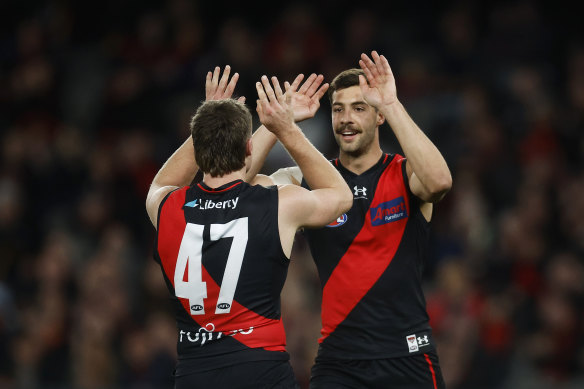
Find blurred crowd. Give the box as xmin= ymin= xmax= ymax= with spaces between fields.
xmin=1 ymin=0 xmax=583 ymax=388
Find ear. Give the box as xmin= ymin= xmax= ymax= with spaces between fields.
xmin=246 ymin=138 xmax=253 ymax=157
xmin=376 ymin=111 xmax=385 ymax=126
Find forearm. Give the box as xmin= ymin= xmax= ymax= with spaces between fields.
xmin=245 ymin=125 xmax=277 ymax=182
xmin=382 ymin=101 xmax=452 ymax=193
xmin=278 ymin=125 xmax=345 ymax=191
xmin=151 ymin=137 xmax=198 ymax=190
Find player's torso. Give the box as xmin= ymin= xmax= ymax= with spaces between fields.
xmin=303 ymin=154 xmax=435 ymax=359
xmin=155 ymin=180 xmax=289 ymax=366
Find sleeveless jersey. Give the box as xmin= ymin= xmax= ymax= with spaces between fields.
xmin=154 ymin=179 xmax=290 ymax=372
xmin=302 ymin=153 xmax=436 ymax=360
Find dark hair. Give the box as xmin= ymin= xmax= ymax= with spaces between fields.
xmin=328 ymin=68 xmax=367 ymax=103
xmin=189 ymin=99 xmax=252 ymax=176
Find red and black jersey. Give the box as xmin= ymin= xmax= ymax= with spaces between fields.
xmin=154 ymin=180 xmax=290 ymax=373
xmin=302 ymin=154 xmax=436 ymax=360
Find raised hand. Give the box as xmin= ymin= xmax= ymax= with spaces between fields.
xmin=358 ymin=51 xmax=397 ymax=109
xmin=284 ymin=73 xmax=329 ymax=122
xmin=205 ymin=65 xmax=246 ymax=102
xmin=256 ymin=75 xmax=295 ymax=136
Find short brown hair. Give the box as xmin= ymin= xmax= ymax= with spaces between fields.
xmin=189 ymin=99 xmax=252 ymax=176
xmin=328 ymin=68 xmax=367 ymax=103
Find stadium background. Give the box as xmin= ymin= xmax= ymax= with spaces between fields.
xmin=1 ymin=0 xmax=583 ymax=388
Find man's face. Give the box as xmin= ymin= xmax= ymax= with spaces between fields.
xmin=331 ymin=85 xmax=381 ymax=156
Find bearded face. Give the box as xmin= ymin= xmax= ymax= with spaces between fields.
xmin=331 ymin=86 xmax=382 ymax=157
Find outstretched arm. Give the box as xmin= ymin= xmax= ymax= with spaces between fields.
xmin=145 ymin=66 xmax=244 ymax=227
xmin=256 ymin=75 xmax=352 ymax=239
xmin=359 ymin=51 xmax=452 ymax=203
xmin=246 ymin=73 xmax=328 ymax=185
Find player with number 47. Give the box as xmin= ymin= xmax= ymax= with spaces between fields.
xmin=145 ymin=66 xmax=352 ymax=388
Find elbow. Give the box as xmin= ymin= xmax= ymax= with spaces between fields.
xmin=340 ymin=185 xmax=353 ymax=214
xmin=428 ymin=174 xmax=452 ymax=203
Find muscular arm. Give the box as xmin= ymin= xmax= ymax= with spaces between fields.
xmin=256 ymin=76 xmax=352 ymax=256
xmin=382 ymin=102 xmax=452 ymax=203
xmin=246 ymin=73 xmax=328 ymax=185
xmin=146 ymin=138 xmax=196 ymax=227
xmin=146 ymin=65 xmax=244 ymax=227
xmin=359 ymin=51 xmax=452 ymax=203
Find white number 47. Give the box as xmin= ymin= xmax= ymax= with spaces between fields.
xmin=174 ymin=217 xmax=248 ymax=315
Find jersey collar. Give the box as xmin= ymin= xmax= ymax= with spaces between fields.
xmin=336 ymin=153 xmax=393 ymax=177
xmin=197 ymin=179 xmax=244 ymax=193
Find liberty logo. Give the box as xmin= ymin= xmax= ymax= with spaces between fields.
xmin=185 ymin=198 xmax=239 ymax=210
xmin=353 ymin=186 xmax=367 ymax=199
xmin=185 ymin=199 xmax=199 ymax=208
xmin=370 ymin=197 xmax=408 ymax=226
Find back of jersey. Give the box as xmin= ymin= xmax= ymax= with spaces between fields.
xmin=155 ymin=179 xmax=289 ymax=370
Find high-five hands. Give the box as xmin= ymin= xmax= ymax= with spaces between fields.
xmin=256 ymin=75 xmax=295 ymax=136
xmin=206 ymin=65 xmax=246 ymax=102
xmin=358 ymin=51 xmax=398 ymax=108
xmin=285 ymin=73 xmax=329 ymax=122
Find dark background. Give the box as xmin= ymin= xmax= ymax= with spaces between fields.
xmin=1 ymin=0 xmax=583 ymax=388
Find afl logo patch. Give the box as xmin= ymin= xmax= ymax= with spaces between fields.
xmin=326 ymin=214 xmax=348 ymax=228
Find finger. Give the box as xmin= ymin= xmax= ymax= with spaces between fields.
xmin=212 ymin=66 xmax=221 ymax=85
xmin=313 ymin=82 xmax=329 ymax=101
xmin=360 ymin=53 xmax=379 ymax=79
xmin=284 ymin=81 xmax=291 ymax=91
xmin=218 ymin=65 xmax=231 ymax=91
xmin=256 ymin=100 xmax=264 ymax=120
xmin=256 ymin=81 xmax=268 ymax=102
xmin=371 ymin=51 xmax=384 ymax=75
xmin=205 ymin=71 xmax=214 ymax=98
xmin=289 ymin=74 xmax=304 ymax=93
xmin=237 ymin=96 xmax=246 ymax=103
xmin=260 ymin=75 xmax=277 ymax=103
xmin=379 ymin=54 xmax=393 ymax=76
xmin=225 ymin=71 xmax=239 ymax=97
xmin=271 ymin=76 xmax=284 ymax=102
xmin=359 ymin=59 xmax=375 ymax=85
xmin=298 ymin=73 xmax=317 ymax=94
xmin=305 ymin=74 xmax=324 ymax=96
xmin=358 ymin=74 xmax=370 ymax=93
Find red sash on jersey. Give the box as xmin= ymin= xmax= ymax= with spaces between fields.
xmin=157 ymin=187 xmax=286 ymax=351
xmin=320 ymin=157 xmax=410 ymax=342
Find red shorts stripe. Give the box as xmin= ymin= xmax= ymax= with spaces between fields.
xmin=424 ymin=353 xmax=438 ymax=389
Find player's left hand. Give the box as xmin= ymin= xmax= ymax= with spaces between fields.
xmin=205 ymin=65 xmax=246 ymax=102
xmin=358 ymin=51 xmax=397 ymax=109
xmin=284 ymin=73 xmax=329 ymax=122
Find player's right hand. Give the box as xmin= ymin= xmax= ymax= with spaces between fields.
xmin=205 ymin=65 xmax=246 ymax=102
xmin=256 ymin=75 xmax=295 ymax=137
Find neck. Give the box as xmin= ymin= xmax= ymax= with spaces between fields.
xmin=202 ymin=169 xmax=246 ymax=188
xmin=339 ymin=144 xmax=383 ymax=175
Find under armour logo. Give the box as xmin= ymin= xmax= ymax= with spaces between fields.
xmin=353 ymin=186 xmax=367 ymax=197
xmin=417 ymin=335 xmax=429 ymax=345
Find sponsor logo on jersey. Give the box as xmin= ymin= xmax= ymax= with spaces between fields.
xmin=353 ymin=185 xmax=368 ymax=199
xmin=179 ymin=322 xmax=254 ymax=346
xmin=370 ymin=196 xmax=407 ymax=226
xmin=326 ymin=214 xmax=348 ymax=227
xmin=185 ymin=197 xmax=239 ymax=210
xmin=406 ymin=333 xmax=430 ymax=353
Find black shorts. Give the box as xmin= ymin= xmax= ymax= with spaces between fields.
xmin=175 ymin=359 xmax=299 ymax=389
xmin=309 ymin=352 xmax=445 ymax=389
